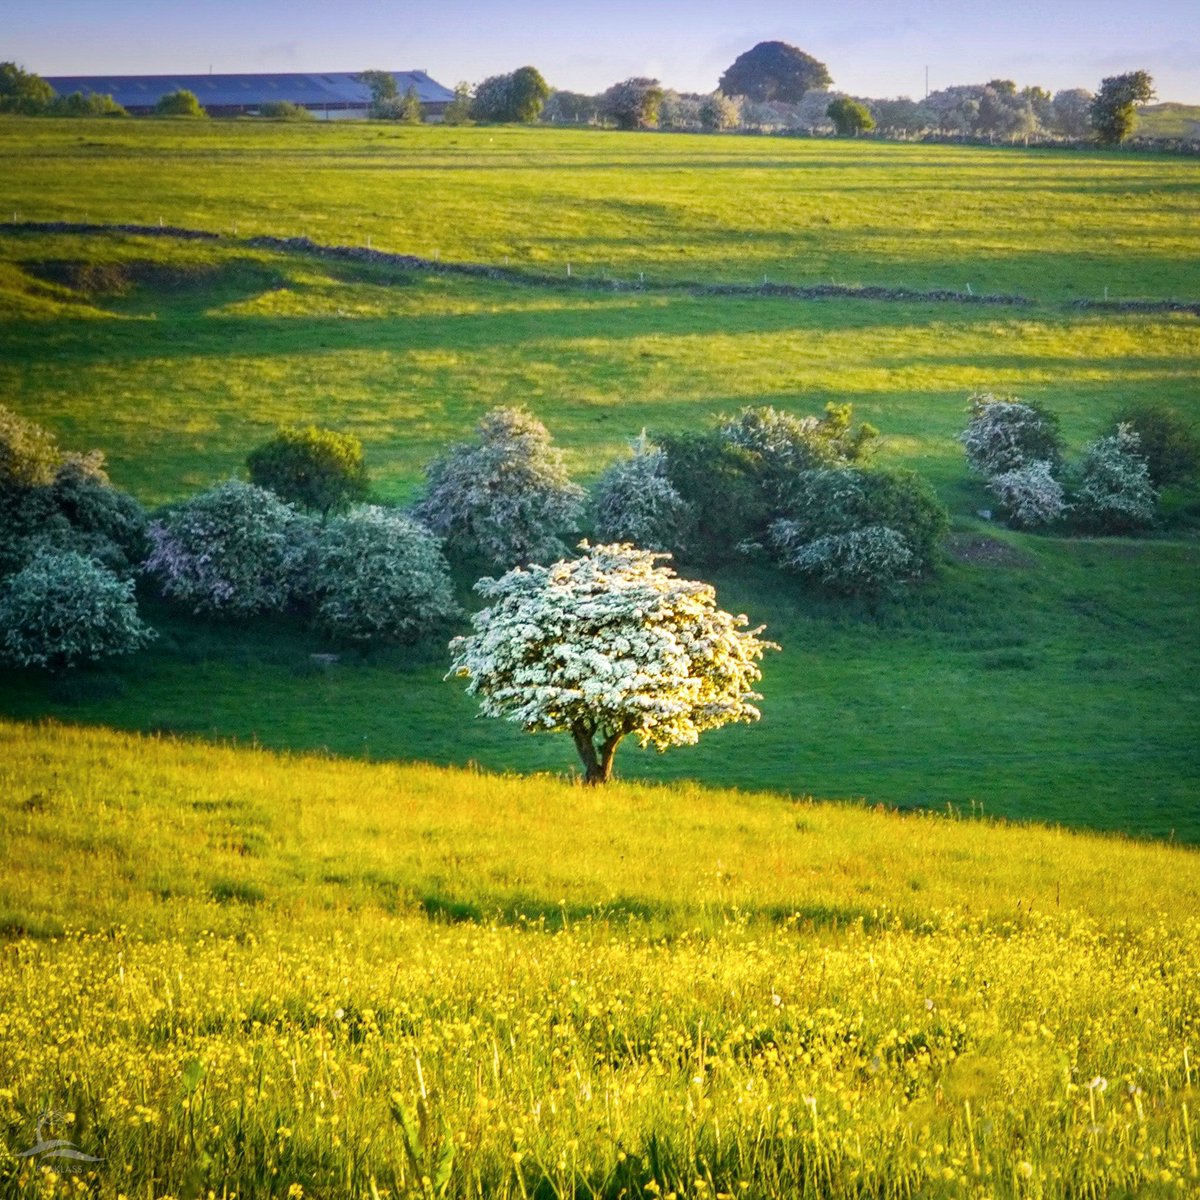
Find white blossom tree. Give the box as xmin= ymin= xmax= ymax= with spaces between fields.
xmin=311 ymin=506 xmax=458 ymax=642
xmin=143 ymin=479 xmax=312 ymax=616
xmin=448 ymin=543 xmax=777 ymax=784
xmin=1073 ymin=424 xmax=1158 ymax=533
xmin=960 ymin=394 xmax=1064 ymax=477
xmin=414 ymin=406 xmax=585 ymax=567
xmin=0 ymin=548 xmax=154 ymax=669
xmin=987 ymin=460 xmax=1069 ymax=529
xmin=591 ymin=434 xmax=691 ymax=552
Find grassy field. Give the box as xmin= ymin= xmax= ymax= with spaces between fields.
xmin=2 ymin=119 xmax=1199 ymax=302
xmin=1 ymin=720 xmax=1198 ymax=1198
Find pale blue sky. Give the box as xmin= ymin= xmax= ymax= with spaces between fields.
xmin=8 ymin=0 xmax=1199 ymax=102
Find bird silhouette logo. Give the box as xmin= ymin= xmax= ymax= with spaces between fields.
xmin=16 ymin=1111 xmax=102 ymax=1167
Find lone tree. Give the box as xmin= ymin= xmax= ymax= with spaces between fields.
xmin=826 ymin=97 xmax=875 ymax=136
xmin=448 ymin=543 xmax=777 ymax=784
xmin=718 ymin=42 xmax=831 ymax=104
xmin=1091 ymin=71 xmax=1154 ymax=145
xmin=247 ymin=425 xmax=369 ymax=518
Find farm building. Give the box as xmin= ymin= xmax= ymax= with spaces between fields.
xmin=41 ymin=70 xmax=456 ymax=119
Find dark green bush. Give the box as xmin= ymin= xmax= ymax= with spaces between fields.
xmin=247 ymin=426 xmax=369 ymax=517
xmin=654 ymin=429 xmax=767 ymax=562
xmin=1109 ymin=402 xmax=1200 ymax=488
xmin=768 ymin=467 xmax=948 ymax=592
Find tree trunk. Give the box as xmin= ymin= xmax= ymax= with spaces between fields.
xmin=571 ymin=724 xmax=624 ymax=785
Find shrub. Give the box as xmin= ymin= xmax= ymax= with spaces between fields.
xmin=144 ymin=480 xmax=313 ymax=616
xmin=246 ymin=425 xmax=369 ymax=517
xmin=1072 ymin=425 xmax=1158 ymax=533
xmin=654 ymin=429 xmax=766 ymax=562
xmin=312 ymin=507 xmax=457 ymax=643
xmin=1109 ymin=402 xmax=1200 ymax=488
xmin=257 ymin=100 xmax=314 ymax=121
xmin=591 ymin=436 xmax=691 ymax=552
xmin=768 ymin=467 xmax=946 ymax=592
xmin=413 ymin=407 xmax=584 ymax=567
xmin=0 ymin=549 xmax=153 ymax=669
xmin=0 ymin=403 xmax=60 ymax=488
xmin=155 ymin=89 xmax=207 ymax=118
xmin=772 ymin=525 xmax=914 ymax=593
xmin=0 ymin=62 xmax=55 ymax=115
xmin=655 ymin=405 xmax=880 ymax=563
xmin=699 ymin=92 xmax=739 ymax=131
xmin=960 ymin=394 xmax=1064 ymax=476
xmin=49 ymin=91 xmax=127 ymax=117
xmin=827 ymin=97 xmax=875 ymax=136
xmin=373 ymin=88 xmax=423 ymax=124
xmin=987 ymin=460 xmax=1069 ymax=529
xmin=601 ymin=78 xmax=664 ymax=130
xmin=45 ymin=454 xmax=148 ymax=573
xmin=721 ymin=403 xmax=876 ymax=494
xmin=471 ymin=67 xmax=550 ymax=123
xmin=0 ymin=415 xmax=146 ymax=578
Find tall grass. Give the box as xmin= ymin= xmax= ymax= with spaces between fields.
xmin=0 ymin=721 xmax=1197 ymax=1198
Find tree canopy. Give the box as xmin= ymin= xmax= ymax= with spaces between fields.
xmin=1091 ymin=71 xmax=1155 ymax=145
xmin=472 ymin=66 xmax=551 ymax=123
xmin=718 ymin=42 xmax=832 ymax=104
xmin=448 ymin=543 xmax=777 ymax=783
xmin=601 ymin=78 xmax=664 ymax=130
xmin=0 ymin=62 xmax=55 ymax=114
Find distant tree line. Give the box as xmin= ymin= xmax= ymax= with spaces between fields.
xmin=3 ymin=49 xmax=1173 ymax=146
xmin=455 ymin=45 xmax=1168 ymax=149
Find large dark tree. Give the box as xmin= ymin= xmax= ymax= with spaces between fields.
xmin=718 ymin=42 xmax=832 ymax=104
xmin=1091 ymin=71 xmax=1154 ymax=145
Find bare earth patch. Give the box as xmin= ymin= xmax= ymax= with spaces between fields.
xmin=945 ymin=533 xmax=1036 ymax=568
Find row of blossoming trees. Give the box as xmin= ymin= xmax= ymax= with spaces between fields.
xmin=2 ymin=397 xmax=1195 ymax=779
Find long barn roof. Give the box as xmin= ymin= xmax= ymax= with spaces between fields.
xmin=42 ymin=70 xmax=455 ymax=109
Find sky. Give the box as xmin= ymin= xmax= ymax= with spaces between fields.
xmin=7 ymin=0 xmax=1200 ymax=103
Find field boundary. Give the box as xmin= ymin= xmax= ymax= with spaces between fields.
xmin=0 ymin=220 xmax=1044 ymax=309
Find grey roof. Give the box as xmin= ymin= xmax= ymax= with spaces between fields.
xmin=42 ymin=71 xmax=455 ymax=109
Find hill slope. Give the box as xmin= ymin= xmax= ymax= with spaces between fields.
xmin=1 ymin=721 xmax=1197 ymax=1198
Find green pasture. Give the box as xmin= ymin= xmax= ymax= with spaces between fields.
xmin=1 ymin=232 xmax=1196 ymax=504
xmin=2 ymin=118 xmax=1199 ymax=302
xmin=0 ymin=124 xmax=1197 ymax=841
